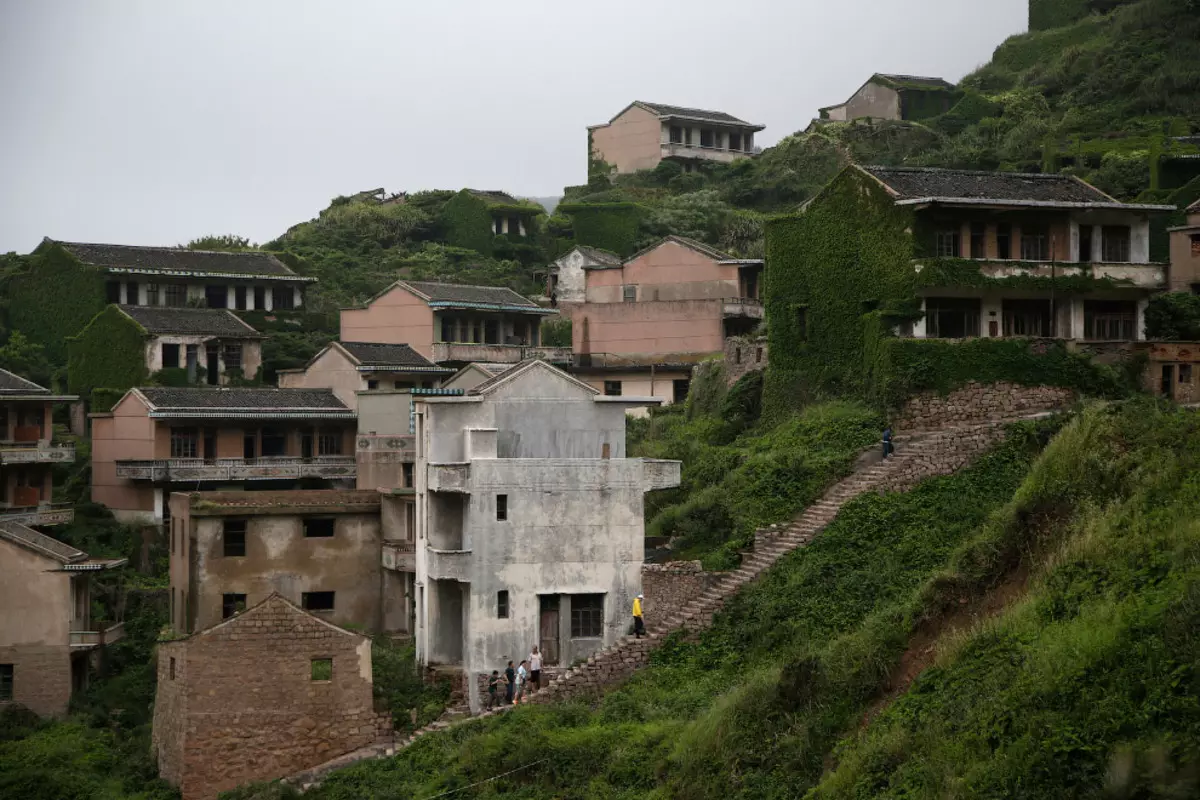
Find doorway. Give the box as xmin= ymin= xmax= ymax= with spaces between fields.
xmin=539 ymin=595 xmax=560 ymax=666
xmin=1161 ymin=365 xmax=1175 ymax=398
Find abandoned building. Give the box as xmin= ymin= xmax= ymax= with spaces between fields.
xmin=153 ymin=593 xmax=387 ymax=800
xmin=90 ymin=387 xmax=356 ymax=526
xmin=0 ymin=368 xmax=79 ymax=527
xmin=277 ymin=340 xmax=451 ymax=409
xmin=38 ymin=239 xmax=316 ymax=310
xmin=0 ymin=522 xmax=126 ymax=717
xmin=166 ymin=490 xmax=384 ymax=634
xmin=589 ymin=101 xmax=764 ymax=174
xmin=817 ymin=73 xmax=958 ymax=124
xmin=1140 ymin=341 xmax=1200 ymax=403
xmin=1168 ymin=197 xmax=1200 ymax=293
xmin=546 ymin=246 xmax=622 ymax=305
xmin=562 ymin=235 xmax=763 ymax=405
xmin=339 ymin=280 xmax=569 ymax=367
xmin=410 ymin=359 xmax=680 ymax=711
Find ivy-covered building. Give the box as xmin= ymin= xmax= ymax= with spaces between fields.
xmin=440 ymin=190 xmax=544 ymax=257
xmin=765 ymin=164 xmax=1176 ymax=405
xmin=0 ymin=368 xmax=79 ymax=528
xmin=589 ymin=102 xmax=764 ymax=175
xmin=816 ymin=74 xmax=958 ymax=124
xmin=68 ymin=305 xmax=264 ymax=400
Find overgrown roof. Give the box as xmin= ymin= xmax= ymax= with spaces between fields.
xmin=119 ymin=306 xmax=262 ymax=338
xmin=624 ymin=235 xmax=760 ymax=265
xmin=637 ymin=102 xmax=761 ymax=129
xmin=874 ymin=73 xmax=956 ymax=91
xmin=47 ymin=239 xmax=310 ymax=280
xmin=339 ymin=341 xmax=450 ymax=371
xmin=0 ymin=520 xmax=126 ymax=569
xmin=135 ymin=387 xmax=352 ymax=418
xmin=400 ymin=280 xmax=553 ymax=313
xmin=574 ymin=246 xmax=623 ymax=267
xmin=0 ymin=367 xmax=48 ymax=394
xmin=465 ymin=189 xmax=520 ymax=205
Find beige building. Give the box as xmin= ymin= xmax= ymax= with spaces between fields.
xmin=589 ymin=101 xmax=764 ymax=175
xmin=817 ymin=73 xmax=957 ymax=123
xmin=0 ymin=522 xmax=126 ymax=717
xmin=90 ymin=387 xmax=356 ymax=526
xmin=0 ymin=369 xmax=78 ymax=528
xmin=167 ymin=490 xmax=385 ymax=634
xmin=153 ymin=593 xmax=387 ymax=800
xmin=1168 ymin=198 xmax=1200 ymax=292
xmin=278 ymin=341 xmax=450 ymax=408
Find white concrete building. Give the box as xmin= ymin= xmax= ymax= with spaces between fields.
xmin=408 ymin=360 xmax=680 ymax=710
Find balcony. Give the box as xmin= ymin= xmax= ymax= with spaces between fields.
xmin=427 ymin=463 xmax=470 ymax=493
xmin=381 ymin=540 xmax=416 ymax=572
xmin=642 ymin=458 xmax=683 ymax=492
xmin=115 ymin=456 xmax=357 ymax=482
xmin=425 ymin=547 xmax=472 ymax=582
xmin=69 ymin=621 xmax=126 ymax=649
xmin=0 ymin=440 xmax=75 ymax=465
xmin=661 ymin=143 xmax=755 ymax=163
xmin=0 ymin=503 xmax=74 ymax=526
xmin=356 ymin=434 xmax=416 ymax=461
xmin=914 ymin=258 xmax=1166 ymax=290
xmin=722 ymin=298 xmax=764 ymax=319
xmin=430 ymin=343 xmax=572 ymax=365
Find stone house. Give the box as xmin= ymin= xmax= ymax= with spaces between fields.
xmin=339 ymin=280 xmax=569 ymax=367
xmin=410 ymin=359 xmax=680 ymax=711
xmin=166 ymin=490 xmax=385 ymax=634
xmin=546 ymin=246 xmax=622 ymax=306
xmin=1167 ymin=197 xmax=1200 ymax=292
xmin=0 ymin=368 xmax=79 ymax=528
xmin=565 ymin=235 xmax=764 ymax=405
xmin=817 ymin=74 xmax=958 ymax=123
xmin=277 ymin=341 xmax=451 ymax=409
xmin=589 ymin=101 xmax=764 ymax=175
xmin=0 ymin=521 xmax=126 ymax=717
xmin=1140 ymin=341 xmax=1200 ymax=403
xmin=152 ymin=593 xmax=387 ymax=800
xmin=90 ymin=387 xmax=356 ymax=526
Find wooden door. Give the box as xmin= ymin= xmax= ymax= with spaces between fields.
xmin=539 ymin=595 xmax=560 ymax=666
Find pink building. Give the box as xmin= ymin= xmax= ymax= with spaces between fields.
xmin=1168 ymin=198 xmax=1200 ymax=293
xmin=0 ymin=369 xmax=78 ymax=528
xmin=589 ymin=102 xmax=764 ymax=175
xmin=339 ymin=280 xmax=569 ymax=367
xmin=277 ymin=341 xmax=451 ymax=409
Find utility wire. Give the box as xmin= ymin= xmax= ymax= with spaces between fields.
xmin=419 ymin=758 xmax=550 ymax=799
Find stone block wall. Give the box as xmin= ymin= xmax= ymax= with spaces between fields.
xmin=724 ymin=336 xmax=768 ymax=386
xmin=893 ymin=381 xmax=1073 ymax=431
xmin=0 ymin=645 xmax=72 ymax=718
xmin=152 ymin=593 xmax=388 ymax=800
xmin=642 ymin=561 xmax=724 ymax=622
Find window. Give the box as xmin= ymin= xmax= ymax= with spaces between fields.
xmin=496 ymin=494 xmax=508 ymax=521
xmin=925 ymin=298 xmax=981 ymax=339
xmin=756 ymin=347 xmax=763 ymax=363
xmin=672 ymin=379 xmax=690 ymax=404
xmin=304 ymin=517 xmax=336 ymax=538
xmin=622 ymin=285 xmax=637 ymax=303
xmin=254 ymin=286 xmax=266 ymax=309
xmin=234 ymin=286 xmax=247 ymax=310
xmin=311 ymin=658 xmax=333 ymax=681
xmin=261 ymin=427 xmax=287 ymax=457
xmin=223 ymin=344 xmax=242 ymax=372
xmin=603 ymin=381 xmax=622 ymax=397
xmin=317 ymin=430 xmax=342 ymax=456
xmin=146 ymin=283 xmax=160 ymax=306
xmin=223 ymin=520 xmax=246 ymax=557
xmin=170 ymin=427 xmax=198 ymax=459
xmin=273 ymin=287 xmax=295 ymax=310
xmin=570 ymin=594 xmax=604 ymax=638
xmin=1020 ymin=226 xmax=1050 ymax=261
xmin=169 ymin=657 xmax=176 ymax=680
xmin=497 ymin=590 xmax=509 ymax=618
xmin=221 ymin=593 xmax=247 ymax=619
xmin=729 ymin=132 xmax=742 ymax=151
xmin=1101 ymin=225 xmax=1131 ymax=262
xmin=127 ymin=281 xmax=139 ymax=304
xmin=1192 ymin=234 xmax=1200 ymax=257
xmin=734 ymin=348 xmax=742 ymax=364
xmin=699 ymin=129 xmax=715 ymax=148
xmin=106 ymin=281 xmax=121 ymax=303
xmin=1079 ymin=225 xmax=1094 ymax=262
xmin=205 ymin=285 xmax=228 ymax=309
xmin=1180 ymin=364 xmax=1193 ymax=384
xmin=970 ymin=223 xmax=986 ymax=259
xmin=795 ymin=306 xmax=808 ymax=341
xmin=402 ymin=462 xmax=414 ymax=489
xmin=162 ymin=343 xmax=181 ymax=369
xmin=1002 ymin=300 xmax=1051 ymax=337
xmin=164 ymin=284 xmax=188 ymax=307
xmin=367 ymin=379 xmax=379 ymax=390
xmin=669 ymin=125 xmax=683 ymax=144
xmin=484 ymin=320 xmax=499 ymax=344
xmin=302 ymin=591 xmax=335 ymax=611
xmin=0 ymin=664 xmax=12 ymax=700
xmin=997 ymin=223 xmax=1012 ymax=260
xmin=935 ymin=229 xmax=961 ymax=258
xmin=1084 ymin=300 xmax=1137 ymax=340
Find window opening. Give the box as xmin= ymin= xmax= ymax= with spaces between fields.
xmin=603 ymin=380 xmax=622 ymax=396
xmin=303 ymin=517 xmax=336 ymax=538
xmin=996 ymin=224 xmax=1012 ymax=259
xmin=1079 ymin=225 xmax=1093 ymax=262
xmin=570 ymin=594 xmax=604 ymax=638
xmin=162 ymin=343 xmax=180 ymax=370
xmin=1020 ymin=226 xmax=1050 ymax=261
xmin=311 ymin=658 xmax=333 ymax=681
xmin=165 ymin=284 xmax=187 ymax=307
xmin=497 ymin=590 xmax=509 ymax=618
xmin=496 ymin=494 xmax=508 ymax=522
xmin=223 ymin=520 xmax=247 ymax=557
xmin=170 ymin=427 xmax=199 ymax=459
xmin=0 ymin=664 xmax=12 ymax=701
xmin=302 ymin=591 xmax=335 ymax=611
xmin=221 ymin=593 xmax=247 ymax=619
xmin=969 ymin=223 xmax=986 ymax=258
xmin=1101 ymin=226 xmax=1131 ymax=262
xmin=935 ymin=229 xmax=960 ymax=258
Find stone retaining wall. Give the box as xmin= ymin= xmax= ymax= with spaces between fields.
xmin=642 ymin=561 xmax=725 ymax=622
xmin=894 ymin=381 xmax=1072 ymax=431
xmin=724 ymin=336 xmax=768 ymax=387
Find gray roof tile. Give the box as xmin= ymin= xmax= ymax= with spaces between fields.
xmin=0 ymin=521 xmax=87 ymax=563
xmin=639 ymin=102 xmax=757 ymax=127
xmin=403 ymin=281 xmax=542 ymax=309
xmin=138 ymin=387 xmax=349 ymax=411
xmin=120 ymin=306 xmax=261 ymax=337
xmin=864 ymin=166 xmax=1114 ymax=204
xmin=875 ymin=74 xmax=956 ymax=90
xmin=0 ymin=368 xmax=48 ymax=394
xmin=340 ymin=342 xmax=446 ymax=370
xmin=51 ymin=240 xmax=300 ymax=278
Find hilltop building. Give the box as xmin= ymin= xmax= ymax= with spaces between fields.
xmin=1168 ymin=197 xmax=1200 ymax=292
xmin=0 ymin=523 xmax=126 ymax=717
xmin=0 ymin=369 xmax=79 ymax=528
xmin=817 ymin=74 xmax=958 ymax=124
xmin=277 ymin=341 xmax=451 ymax=409
xmin=589 ymin=101 xmax=764 ymax=175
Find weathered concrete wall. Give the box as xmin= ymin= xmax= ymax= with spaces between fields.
xmin=723 ymin=336 xmax=768 ymax=386
xmin=152 ymin=594 xmax=387 ymax=800
xmin=551 ymin=248 xmax=596 ymax=304
xmin=893 ymin=381 xmax=1074 ymax=431
xmin=1169 ymin=225 xmax=1200 ymax=292
xmin=590 ymin=104 xmax=664 ymax=175
xmin=841 ymin=80 xmax=901 ymax=121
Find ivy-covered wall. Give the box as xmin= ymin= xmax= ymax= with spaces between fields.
xmin=1028 ymin=0 xmax=1139 ymax=31
xmin=67 ymin=306 xmax=149 ymax=398
xmin=9 ymin=243 xmax=108 ymax=363
xmin=558 ymin=203 xmax=644 ymax=257
xmin=440 ymin=190 xmax=496 ymax=256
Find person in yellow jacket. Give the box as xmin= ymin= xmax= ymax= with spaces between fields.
xmin=632 ymin=593 xmax=645 ymax=638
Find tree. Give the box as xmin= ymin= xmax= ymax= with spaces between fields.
xmin=0 ymin=331 xmax=53 ymax=387
xmin=185 ymin=234 xmax=253 ymax=251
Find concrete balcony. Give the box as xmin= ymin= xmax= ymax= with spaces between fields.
xmin=661 ymin=143 xmax=755 ymax=163
xmin=0 ymin=441 xmax=75 ymax=465
xmin=427 ymin=463 xmax=470 ymax=493
xmin=0 ymin=503 xmax=74 ymax=526
xmin=115 ymin=456 xmax=357 ymax=482
xmin=356 ymin=434 xmax=416 ymax=461
xmin=69 ymin=621 xmax=125 ymax=649
xmin=430 ymin=343 xmax=572 ymax=365
xmin=425 ymin=548 xmax=472 ymax=582
xmin=914 ymin=258 xmax=1166 ymax=290
xmin=642 ymin=458 xmax=682 ymax=491
xmin=722 ymin=298 xmax=764 ymax=319
xmin=381 ymin=540 xmax=416 ymax=572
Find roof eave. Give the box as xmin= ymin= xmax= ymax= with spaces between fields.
xmin=102 ymin=266 xmax=317 ymax=282
xmin=894 ymin=197 xmax=1176 ymax=212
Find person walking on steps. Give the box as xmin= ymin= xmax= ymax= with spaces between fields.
xmin=504 ymin=660 xmax=516 ymax=705
xmin=882 ymin=426 xmax=894 ymax=459
xmin=632 ymin=593 xmax=645 ymax=638
xmin=514 ymin=660 xmax=529 ymax=705
xmin=529 ymin=646 xmax=542 ymax=693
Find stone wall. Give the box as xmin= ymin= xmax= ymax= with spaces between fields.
xmin=724 ymin=336 xmax=768 ymax=387
xmin=0 ymin=645 xmax=72 ymax=718
xmin=152 ymin=593 xmax=390 ymax=800
xmin=641 ymin=561 xmax=724 ymax=622
xmin=893 ymin=381 xmax=1073 ymax=431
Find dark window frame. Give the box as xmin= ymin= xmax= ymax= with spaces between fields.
xmin=497 ymin=590 xmax=509 ymax=619
xmin=570 ymin=594 xmax=604 ymax=638
xmin=310 ymin=657 xmax=333 ymax=681
xmin=302 ymin=591 xmax=335 ymax=611
xmin=303 ymin=517 xmax=336 ymax=538
xmin=223 ymin=519 xmax=247 ymax=557
xmin=170 ymin=427 xmax=199 ymax=459
xmin=603 ymin=380 xmax=622 ymax=397
xmin=935 ymin=229 xmax=961 ymax=258
xmin=221 ymin=593 xmax=247 ymax=619
xmin=496 ymin=494 xmax=508 ymax=522
xmin=164 ymin=283 xmax=188 ymax=307
xmin=0 ymin=664 xmax=12 ymax=701
xmin=1101 ymin=225 xmax=1132 ymax=263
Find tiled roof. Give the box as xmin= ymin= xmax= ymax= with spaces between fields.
xmin=474 ymin=363 xmax=514 ymax=376
xmin=50 ymin=240 xmax=301 ymax=278
xmin=575 ymin=246 xmax=622 ymax=267
xmin=639 ymin=102 xmax=755 ymax=126
xmin=864 ymin=166 xmax=1116 ymax=204
xmin=0 ymin=520 xmax=87 ymax=563
xmin=0 ymin=367 xmax=48 ymax=394
xmin=625 ymin=235 xmax=749 ymax=265
xmin=875 ymin=73 xmax=956 ymax=90
xmin=120 ymin=306 xmax=261 ymax=337
xmin=138 ymin=387 xmax=350 ymax=412
xmin=466 ymin=190 xmax=520 ymax=205
xmin=1189 ymin=198 xmax=1200 ymax=213
xmin=467 ymin=358 xmax=598 ymax=396
xmin=340 ymin=342 xmax=447 ymax=370
xmin=402 ymin=281 xmax=543 ymax=309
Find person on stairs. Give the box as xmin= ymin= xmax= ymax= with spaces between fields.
xmin=632 ymin=593 xmax=645 ymax=638
xmin=514 ymin=660 xmax=529 ymax=704
xmin=504 ymin=660 xmax=516 ymax=705
xmin=529 ymin=646 xmax=542 ymax=693
xmin=882 ymin=426 xmax=894 ymax=459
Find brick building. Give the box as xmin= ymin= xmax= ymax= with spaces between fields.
xmin=153 ymin=593 xmax=387 ymax=800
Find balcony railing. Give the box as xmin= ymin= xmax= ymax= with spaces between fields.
xmin=381 ymin=540 xmax=416 ymax=572
xmin=661 ymin=143 xmax=755 ymax=162
xmin=425 ymin=548 xmax=472 ymax=582
xmin=430 ymin=343 xmax=572 ymax=365
xmin=0 ymin=503 xmax=74 ymax=526
xmin=115 ymin=456 xmax=357 ymax=482
xmin=69 ymin=621 xmax=126 ymax=648
xmin=0 ymin=441 xmax=75 ymax=465
xmin=914 ymin=258 xmax=1166 ymax=290
xmin=357 ymin=434 xmax=416 ymax=461
xmin=427 ymin=463 xmax=470 ymax=493
xmin=722 ymin=298 xmax=764 ymax=319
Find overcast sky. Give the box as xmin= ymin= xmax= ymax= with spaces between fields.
xmin=0 ymin=0 xmax=1027 ymax=252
